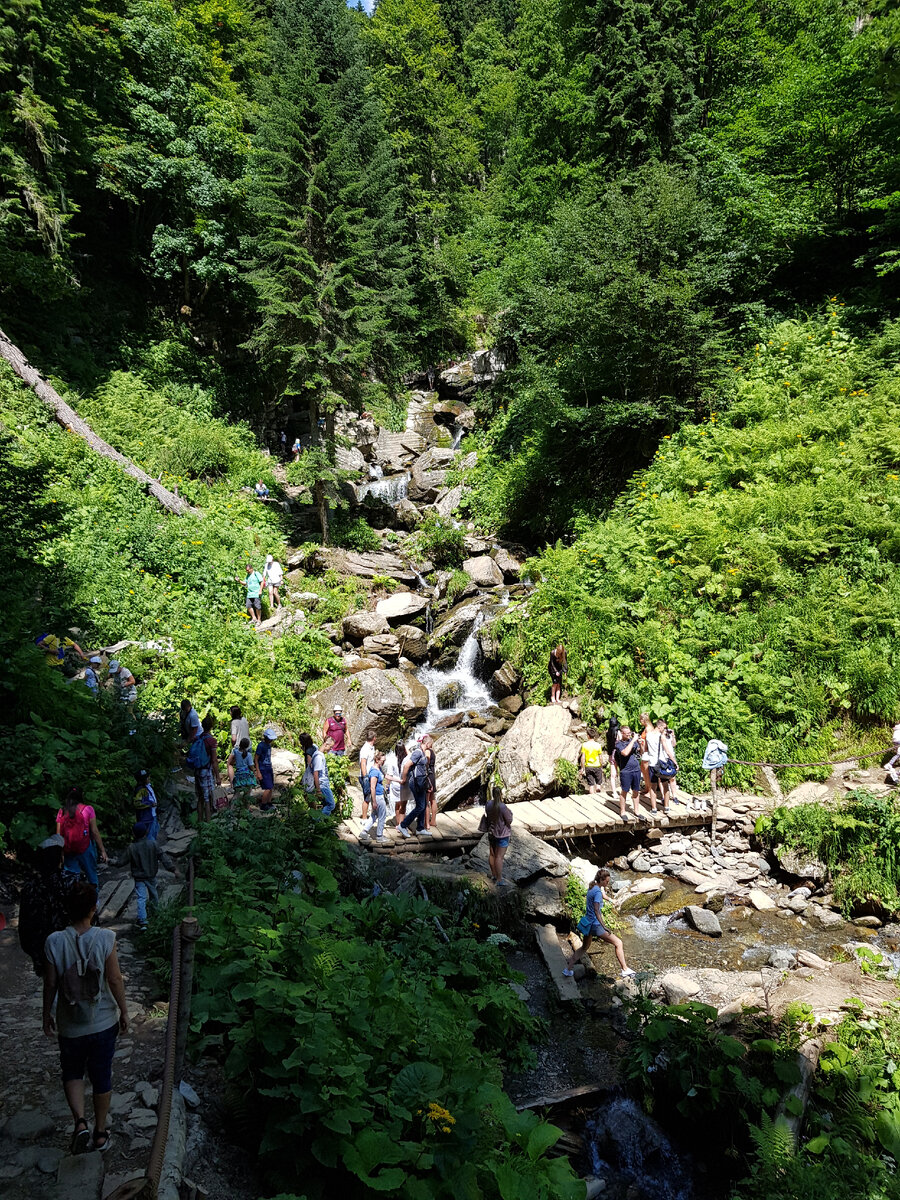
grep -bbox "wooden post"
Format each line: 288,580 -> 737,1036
710,769 -> 718,851
174,917 -> 200,1085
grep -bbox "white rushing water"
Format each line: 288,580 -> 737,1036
416,614 -> 494,733
356,470 -> 410,504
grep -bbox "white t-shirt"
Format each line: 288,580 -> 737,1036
231,716 -> 251,746
644,728 -> 662,765
265,560 -> 283,586
893,723 -> 900,746
384,751 -> 400,800
359,742 -> 376,777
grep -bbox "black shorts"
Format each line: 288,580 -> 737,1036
58,1022 -> 118,1092
246,597 -> 261,613
585,766 -> 604,787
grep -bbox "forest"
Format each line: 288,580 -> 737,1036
2,0 -> 900,1197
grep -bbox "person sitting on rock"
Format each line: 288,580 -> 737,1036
254,480 -> 270,499
564,869 -> 635,980
579,728 -> 605,793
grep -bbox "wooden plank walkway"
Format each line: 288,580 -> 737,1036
338,790 -> 712,855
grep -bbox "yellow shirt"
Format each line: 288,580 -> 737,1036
39,635 -> 77,666
581,740 -> 604,768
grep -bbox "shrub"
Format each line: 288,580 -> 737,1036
553,757 -> 579,795
331,515 -> 380,553
418,514 -> 466,567
445,567 -> 471,605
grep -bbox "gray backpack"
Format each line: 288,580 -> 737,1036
60,931 -> 102,1022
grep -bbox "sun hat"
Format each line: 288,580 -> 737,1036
108,660 -> 121,674
333,705 -> 343,713
266,554 -> 274,563
264,726 -> 279,740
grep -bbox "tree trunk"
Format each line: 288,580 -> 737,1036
0,327 -> 198,516
314,479 -> 329,545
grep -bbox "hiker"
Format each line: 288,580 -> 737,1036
638,713 -> 654,797
648,719 -> 678,816
254,726 -> 278,811
119,824 -> 175,931
244,563 -> 264,625
888,722 -> 900,784
107,661 -> 137,706
606,715 -> 621,797
614,726 -> 643,823
478,791 -> 514,886
564,870 -> 635,980
548,644 -> 567,705
56,788 -> 108,885
322,705 -> 348,756
186,715 -> 220,822
35,633 -> 86,676
132,769 -> 159,842
279,430 -> 287,459
424,738 -> 438,831
358,729 -> 377,820
384,741 -> 405,823
17,835 -> 76,976
263,554 -> 283,609
42,880 -> 129,1156
228,737 -> 257,804
291,436 -> 301,462
359,751 -> 387,842
229,705 -> 251,751
84,655 -> 103,696
300,732 -> 336,816
255,480 -> 270,499
399,736 -> 433,838
579,727 -> 605,793
179,699 -> 202,745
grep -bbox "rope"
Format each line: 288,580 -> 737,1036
723,746 -> 891,771
147,919 -> 183,1190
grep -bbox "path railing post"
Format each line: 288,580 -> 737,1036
174,916 -> 200,1086
710,769 -> 718,851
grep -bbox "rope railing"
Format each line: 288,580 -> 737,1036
723,747 -> 891,771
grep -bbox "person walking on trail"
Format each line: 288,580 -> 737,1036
229,704 -> 251,756
359,750 -> 388,842
132,769 -> 159,842
186,715 -> 220,822
18,835 -> 76,976
228,737 -> 257,805
244,564 -> 264,625
56,788 -> 108,885
548,644 -> 567,705
279,430 -> 287,459
323,705 -> 348,756
384,741 -> 405,823
180,699 -> 202,746
254,727 -> 278,811
84,655 -> 103,696
35,633 -> 87,676
119,824 -> 175,931
424,739 -> 437,831
648,719 -> 678,816
358,729 -> 377,820
479,791 -> 514,885
579,728 -> 605,793
614,726 -> 644,823
399,736 -> 433,838
43,881 -> 129,1156
887,722 -> 900,784
107,661 -> 137,707
300,733 -> 336,816
605,715 -> 621,798
263,554 -> 283,609
564,870 -> 635,980
291,436 -> 302,462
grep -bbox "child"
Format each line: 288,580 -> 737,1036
564,869 -> 635,979
122,825 -> 175,931
229,737 -> 257,805
359,751 -> 387,842
579,727 -> 606,793
132,768 -> 159,842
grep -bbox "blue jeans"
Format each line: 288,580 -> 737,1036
319,783 -> 336,816
400,780 -> 427,832
64,844 -> 98,885
135,879 -> 159,924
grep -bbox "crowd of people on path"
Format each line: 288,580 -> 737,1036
35,632 -> 138,707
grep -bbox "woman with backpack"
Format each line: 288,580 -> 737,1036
398,735 -> 433,838
42,880 -> 129,1155
186,715 -> 221,822
359,751 -> 387,842
56,787 -> 108,886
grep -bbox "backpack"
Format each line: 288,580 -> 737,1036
60,930 -> 102,1021
186,735 -> 211,770
410,747 -> 428,785
60,806 -> 91,856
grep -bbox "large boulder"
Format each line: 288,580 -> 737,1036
335,444 -> 367,473
660,973 -> 701,1004
376,592 -> 431,625
271,748 -> 303,789
314,548 -> 419,586
428,600 -> 483,668
434,485 -> 466,520
362,633 -> 401,663
469,827 -> 569,885
776,848 -> 828,883
408,447 -> 455,503
492,547 -> 522,581
395,625 -> 429,663
375,428 -> 425,472
497,705 -> 582,803
490,662 -> 521,700
463,555 -> 504,588
433,727 -> 494,809
342,611 -> 390,643
394,498 -> 422,530
684,906 -> 722,937
311,669 -> 428,752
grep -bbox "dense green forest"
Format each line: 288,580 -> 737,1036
3,0 -> 900,1196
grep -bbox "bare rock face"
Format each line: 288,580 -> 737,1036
432,727 -> 494,809
311,669 -> 428,752
463,555 -> 504,588
469,827 -> 570,884
428,600 -> 483,668
492,547 -> 522,581
497,705 -> 581,803
394,625 -> 428,663
375,592 -> 430,624
342,611 -> 390,643
490,661 -> 521,699
314,548 -> 419,585
434,485 -> 466,520
375,428 -> 425,472
362,633 -> 401,663
408,447 -> 456,503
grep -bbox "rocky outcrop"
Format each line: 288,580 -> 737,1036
469,827 -> 569,885
432,727 -> 494,809
375,592 -> 430,624
490,662 -> 520,699
311,669 -> 428,751
314,548 -> 419,585
492,547 -> 522,581
342,611 -> 390,642
395,625 -> 428,663
375,428 -> 425,472
497,705 -> 582,803
428,600 -> 482,668
335,444 -> 367,473
463,555 -> 503,588
362,633 -> 401,663
434,485 -> 465,519
408,446 -> 455,503
776,848 -> 828,883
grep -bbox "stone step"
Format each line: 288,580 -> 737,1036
533,924 -> 580,1002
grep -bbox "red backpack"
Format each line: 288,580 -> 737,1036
60,805 -> 91,856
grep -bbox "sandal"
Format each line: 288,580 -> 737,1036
71,1118 -> 90,1155
93,1129 -> 112,1154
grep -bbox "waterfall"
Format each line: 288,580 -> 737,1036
415,611 -> 493,732
587,1097 -> 693,1200
356,471 -> 410,504
451,424 -> 464,450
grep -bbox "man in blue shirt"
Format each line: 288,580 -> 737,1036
254,727 -> 278,810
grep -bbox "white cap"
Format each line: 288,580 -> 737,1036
333,705 -> 343,713
266,554 -> 273,563
108,660 -> 121,673
264,726 -> 279,740
89,655 -> 102,664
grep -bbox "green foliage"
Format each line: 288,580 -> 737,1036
563,871 -> 587,922
552,757 -> 578,795
416,514 -> 466,567
445,568 -> 472,605
331,515 -> 381,554
189,810 -> 582,1198
757,791 -> 900,914
364,383 -> 408,433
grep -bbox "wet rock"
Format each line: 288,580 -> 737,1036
704,894 -> 725,913
437,681 -> 464,709
660,972 -> 701,1004
463,555 -> 504,588
432,711 -> 465,731
362,633 -> 401,663
409,447 -> 455,502
428,601 -> 483,667
342,610 -> 390,642
810,905 -> 843,928
395,625 -> 428,663
490,661 -> 521,699
620,887 -> 664,914
684,906 -> 722,937
748,888 -> 777,911
853,915 -> 883,928
469,827 -> 569,885
433,728 -> 493,809
497,704 -> 582,803
492,547 -> 522,581
393,497 -> 422,529
483,719 -> 507,736
777,848 -> 827,883
376,592 -> 430,624
311,668 -> 429,751
2,1111 -> 56,1141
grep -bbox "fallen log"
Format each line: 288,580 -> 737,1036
0,327 -> 199,516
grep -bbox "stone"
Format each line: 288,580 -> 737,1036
676,868 -> 713,887
754,858 -> 771,874
497,705 -> 582,804
489,661 -> 521,700
437,681 -> 464,710
56,1151 -> 104,1200
768,948 -> 796,970
434,485 -> 466,520
754,763 -> 783,798
128,1111 -> 158,1129
362,633 -> 401,663
520,875 -> 567,921
569,857 -> 599,888
344,655 -> 387,673
810,904 -> 843,928
499,695 -> 524,715
433,711 -> 465,731
585,1177 -> 607,1199
394,625 -> 429,663
311,668 -> 429,751
313,548 -> 419,586
776,847 -> 828,883
785,782 -> 831,807
660,972 -> 701,1004
483,719 -> 507,736
335,443 -> 367,473
270,748 -> 303,789
684,906 -> 722,937
408,446 -> 455,502
432,728 -> 494,809
748,888 -> 777,911
853,915 -> 883,928
37,1147 -> 64,1174
2,1110 -> 55,1141
375,428 -> 425,472
463,555 -> 504,588
375,592 -> 430,624
178,1080 -> 201,1109
393,498 -> 422,529
492,547 -> 522,581
796,950 -> 830,970
619,887 -> 664,914
734,868 -> 759,883
631,855 -> 652,873
469,827 -> 570,885
705,894 -> 725,913
136,1082 -> 159,1109
428,601 -> 484,667
342,610 -> 390,642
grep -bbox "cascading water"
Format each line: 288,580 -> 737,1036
451,424 -> 465,450
587,1097 -> 694,1200
356,470 -> 410,504
416,611 -> 493,732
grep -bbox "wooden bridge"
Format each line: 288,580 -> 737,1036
338,790 -> 715,855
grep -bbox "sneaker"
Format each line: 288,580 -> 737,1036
399,826 -> 411,838
418,829 -> 433,837
562,968 -> 575,978
358,832 -> 370,843
621,967 -> 636,978
375,836 -> 386,843
889,768 -> 899,784
620,812 -> 632,823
